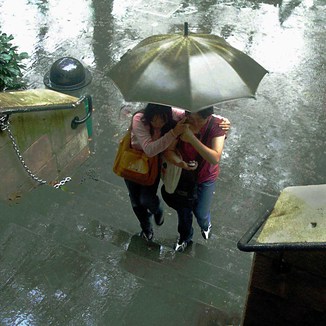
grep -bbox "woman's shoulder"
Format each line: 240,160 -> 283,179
133,111 -> 144,119
212,114 -> 224,123
132,111 -> 145,124
209,115 -> 226,136
131,111 -> 147,131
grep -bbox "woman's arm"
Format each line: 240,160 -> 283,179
163,139 -> 198,171
132,115 -> 187,157
180,128 -> 225,165
162,139 -> 184,166
133,121 -> 174,157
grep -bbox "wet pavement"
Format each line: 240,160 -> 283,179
1,0 -> 326,325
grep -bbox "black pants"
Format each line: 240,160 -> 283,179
124,176 -> 161,233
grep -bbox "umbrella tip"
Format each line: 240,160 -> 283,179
184,22 -> 189,36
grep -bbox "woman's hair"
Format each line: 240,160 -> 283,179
197,106 -> 214,119
138,103 -> 175,135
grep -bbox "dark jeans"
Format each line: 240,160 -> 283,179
176,180 -> 216,242
124,176 -> 161,233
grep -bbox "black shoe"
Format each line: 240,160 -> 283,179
140,230 -> 153,241
154,207 -> 164,226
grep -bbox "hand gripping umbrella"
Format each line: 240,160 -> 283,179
108,22 -> 268,112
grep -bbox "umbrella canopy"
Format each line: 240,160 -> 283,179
108,22 -> 268,112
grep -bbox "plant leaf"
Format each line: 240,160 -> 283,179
19,52 -> 29,59
0,53 -> 11,62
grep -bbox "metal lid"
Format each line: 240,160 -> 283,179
44,57 -> 92,91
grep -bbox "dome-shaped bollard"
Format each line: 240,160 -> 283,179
44,57 -> 92,91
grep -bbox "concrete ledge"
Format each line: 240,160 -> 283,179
0,89 -> 91,200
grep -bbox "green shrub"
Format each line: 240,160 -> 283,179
0,32 -> 29,91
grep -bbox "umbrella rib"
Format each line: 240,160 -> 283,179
191,35 -> 267,96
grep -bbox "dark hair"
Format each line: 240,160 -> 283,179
139,103 -> 175,135
197,106 -> 214,119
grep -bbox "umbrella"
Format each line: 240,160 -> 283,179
108,22 -> 268,112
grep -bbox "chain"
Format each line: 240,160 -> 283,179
53,177 -> 72,189
0,114 -> 71,189
0,114 -> 9,130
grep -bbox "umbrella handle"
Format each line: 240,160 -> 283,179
184,22 -> 189,36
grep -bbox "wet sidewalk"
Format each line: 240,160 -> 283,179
1,174 -> 252,325
1,0 -> 326,325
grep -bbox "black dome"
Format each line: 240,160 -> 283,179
44,57 -> 92,91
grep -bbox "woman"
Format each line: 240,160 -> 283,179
125,103 -> 230,242
162,106 -> 226,251
125,103 -> 186,241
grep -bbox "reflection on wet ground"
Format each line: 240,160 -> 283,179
0,0 -> 325,324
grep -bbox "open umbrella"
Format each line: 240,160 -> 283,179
108,22 -> 268,112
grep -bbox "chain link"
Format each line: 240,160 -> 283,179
1,114 -> 71,189
0,114 -> 9,130
53,177 -> 72,189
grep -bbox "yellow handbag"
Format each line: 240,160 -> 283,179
113,129 -> 159,185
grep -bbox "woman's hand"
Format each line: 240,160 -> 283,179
184,161 -> 198,171
179,126 -> 195,143
172,117 -> 188,137
219,117 -> 231,132
175,160 -> 198,171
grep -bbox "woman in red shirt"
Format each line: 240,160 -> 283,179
162,106 -> 226,251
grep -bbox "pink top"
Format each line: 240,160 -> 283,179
131,108 -> 185,157
177,115 -> 226,183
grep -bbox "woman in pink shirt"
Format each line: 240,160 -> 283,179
126,103 -> 187,241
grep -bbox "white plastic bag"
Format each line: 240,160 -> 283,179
161,155 -> 182,194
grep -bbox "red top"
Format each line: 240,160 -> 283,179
177,115 -> 226,183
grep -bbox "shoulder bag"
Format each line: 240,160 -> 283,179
113,129 -> 159,186
161,150 -> 182,194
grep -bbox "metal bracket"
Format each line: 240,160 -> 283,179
71,95 -> 93,129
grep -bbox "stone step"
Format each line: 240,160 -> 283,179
65,174 -> 246,244
1,181 -> 248,321
0,223 -> 142,326
33,201 -> 248,307
113,284 -> 241,326
65,176 -> 251,271
2,181 -> 250,294
49,184 -> 249,273
9,186 -> 246,306
0,222 -> 241,324
69,165 -> 248,241
32,220 -> 245,314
